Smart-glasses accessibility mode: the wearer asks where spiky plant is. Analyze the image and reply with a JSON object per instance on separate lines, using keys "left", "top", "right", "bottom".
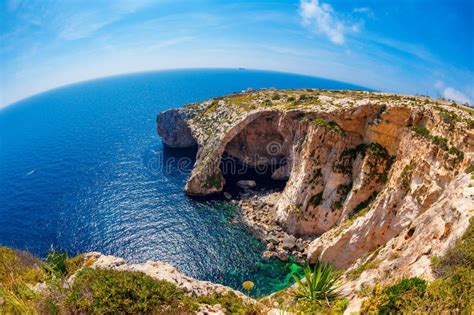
{"left": 292, "top": 262, "right": 340, "bottom": 301}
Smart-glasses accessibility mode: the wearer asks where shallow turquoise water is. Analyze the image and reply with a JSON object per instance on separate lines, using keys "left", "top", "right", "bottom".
{"left": 0, "top": 69, "right": 366, "bottom": 296}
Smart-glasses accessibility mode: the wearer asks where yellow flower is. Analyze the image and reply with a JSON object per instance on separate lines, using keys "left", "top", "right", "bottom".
{"left": 84, "top": 257, "right": 97, "bottom": 267}
{"left": 242, "top": 280, "right": 255, "bottom": 292}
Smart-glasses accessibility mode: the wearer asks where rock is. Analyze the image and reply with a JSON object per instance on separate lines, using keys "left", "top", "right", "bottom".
{"left": 277, "top": 250, "right": 289, "bottom": 261}
{"left": 157, "top": 89, "right": 474, "bottom": 313}
{"left": 236, "top": 180, "right": 257, "bottom": 189}
{"left": 84, "top": 253, "right": 250, "bottom": 300}
{"left": 156, "top": 109, "right": 197, "bottom": 148}
{"left": 262, "top": 251, "right": 274, "bottom": 260}
{"left": 271, "top": 164, "right": 290, "bottom": 180}
{"left": 267, "top": 242, "right": 275, "bottom": 251}
{"left": 282, "top": 235, "right": 297, "bottom": 250}
{"left": 32, "top": 282, "right": 47, "bottom": 293}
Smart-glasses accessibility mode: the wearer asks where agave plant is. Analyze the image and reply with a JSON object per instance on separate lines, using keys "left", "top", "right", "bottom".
{"left": 292, "top": 262, "right": 340, "bottom": 301}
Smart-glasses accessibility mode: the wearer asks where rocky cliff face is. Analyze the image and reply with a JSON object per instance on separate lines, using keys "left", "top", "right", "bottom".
{"left": 157, "top": 89, "right": 474, "bottom": 308}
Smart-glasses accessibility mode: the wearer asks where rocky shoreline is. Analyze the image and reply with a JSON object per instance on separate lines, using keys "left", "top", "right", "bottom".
{"left": 231, "top": 191, "right": 310, "bottom": 264}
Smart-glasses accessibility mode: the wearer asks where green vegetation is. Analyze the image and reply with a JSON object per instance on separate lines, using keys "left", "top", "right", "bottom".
{"left": 309, "top": 192, "right": 324, "bottom": 207}
{"left": 400, "top": 162, "right": 415, "bottom": 192}
{"left": 292, "top": 262, "right": 340, "bottom": 301}
{"left": 361, "top": 278, "right": 427, "bottom": 314}
{"left": 271, "top": 94, "right": 281, "bottom": 100}
{"left": 0, "top": 247, "right": 45, "bottom": 313}
{"left": 346, "top": 248, "right": 381, "bottom": 281}
{"left": 333, "top": 183, "right": 352, "bottom": 210}
{"left": 412, "top": 126, "right": 430, "bottom": 138}
{"left": 0, "top": 247, "right": 261, "bottom": 314}
{"left": 68, "top": 268, "right": 197, "bottom": 314}
{"left": 465, "top": 162, "right": 474, "bottom": 177}
{"left": 361, "top": 218, "right": 474, "bottom": 313}
{"left": 262, "top": 99, "right": 272, "bottom": 107}
{"left": 204, "top": 173, "right": 222, "bottom": 189}
{"left": 204, "top": 99, "right": 219, "bottom": 114}
{"left": 313, "top": 118, "right": 345, "bottom": 135}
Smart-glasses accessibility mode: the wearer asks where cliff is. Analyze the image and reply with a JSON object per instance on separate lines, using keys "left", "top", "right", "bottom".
{"left": 158, "top": 88, "right": 474, "bottom": 312}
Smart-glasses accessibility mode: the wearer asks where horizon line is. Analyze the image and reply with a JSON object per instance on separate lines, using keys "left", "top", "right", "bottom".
{"left": 1, "top": 66, "right": 375, "bottom": 110}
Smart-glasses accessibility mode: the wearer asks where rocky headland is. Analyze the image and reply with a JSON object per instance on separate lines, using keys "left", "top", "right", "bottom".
{"left": 157, "top": 88, "right": 474, "bottom": 312}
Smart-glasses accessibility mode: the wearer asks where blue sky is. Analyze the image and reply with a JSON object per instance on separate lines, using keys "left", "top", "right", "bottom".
{"left": 1, "top": 0, "right": 473, "bottom": 107}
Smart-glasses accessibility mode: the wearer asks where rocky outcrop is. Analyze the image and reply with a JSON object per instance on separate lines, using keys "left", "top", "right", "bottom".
{"left": 80, "top": 252, "right": 249, "bottom": 298}
{"left": 157, "top": 89, "right": 474, "bottom": 309}
{"left": 157, "top": 109, "right": 196, "bottom": 148}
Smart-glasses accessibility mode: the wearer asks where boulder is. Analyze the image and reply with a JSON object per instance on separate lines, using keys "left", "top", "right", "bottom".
{"left": 236, "top": 180, "right": 257, "bottom": 189}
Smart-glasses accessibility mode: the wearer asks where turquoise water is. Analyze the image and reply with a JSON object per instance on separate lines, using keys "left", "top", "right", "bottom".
{"left": 0, "top": 69, "right": 366, "bottom": 296}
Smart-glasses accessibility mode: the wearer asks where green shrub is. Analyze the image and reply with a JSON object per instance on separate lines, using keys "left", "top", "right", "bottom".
{"left": 361, "top": 278, "right": 427, "bottom": 314}
{"left": 431, "top": 136, "right": 448, "bottom": 151}
{"left": 361, "top": 218, "right": 474, "bottom": 313}
{"left": 271, "top": 94, "right": 281, "bottom": 100}
{"left": 309, "top": 192, "right": 323, "bottom": 207}
{"left": 263, "top": 99, "right": 273, "bottom": 106}
{"left": 45, "top": 249, "right": 69, "bottom": 277}
{"left": 448, "top": 146, "right": 464, "bottom": 161}
{"left": 412, "top": 126, "right": 430, "bottom": 138}
{"left": 292, "top": 262, "right": 340, "bottom": 301}
{"left": 67, "top": 268, "right": 197, "bottom": 314}
{"left": 433, "top": 217, "right": 473, "bottom": 277}
{"left": 0, "top": 247, "right": 45, "bottom": 314}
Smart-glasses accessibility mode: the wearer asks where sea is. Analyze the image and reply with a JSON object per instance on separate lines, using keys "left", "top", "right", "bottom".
{"left": 0, "top": 68, "right": 367, "bottom": 296}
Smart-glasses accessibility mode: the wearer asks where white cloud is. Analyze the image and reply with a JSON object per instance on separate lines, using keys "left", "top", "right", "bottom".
{"left": 299, "top": 0, "right": 347, "bottom": 45}
{"left": 435, "top": 81, "right": 472, "bottom": 105}
{"left": 443, "top": 87, "right": 471, "bottom": 105}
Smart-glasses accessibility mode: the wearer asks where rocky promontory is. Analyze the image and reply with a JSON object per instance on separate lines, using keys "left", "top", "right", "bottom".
{"left": 158, "top": 88, "right": 474, "bottom": 311}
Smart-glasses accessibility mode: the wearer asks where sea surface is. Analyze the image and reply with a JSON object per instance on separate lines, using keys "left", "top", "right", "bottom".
{"left": 0, "top": 69, "right": 367, "bottom": 296}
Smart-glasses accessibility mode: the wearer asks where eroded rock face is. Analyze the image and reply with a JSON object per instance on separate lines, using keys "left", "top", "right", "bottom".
{"left": 157, "top": 109, "right": 197, "bottom": 148}
{"left": 157, "top": 89, "right": 473, "bottom": 301}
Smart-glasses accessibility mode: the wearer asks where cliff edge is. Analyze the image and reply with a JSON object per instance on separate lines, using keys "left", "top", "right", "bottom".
{"left": 157, "top": 88, "right": 474, "bottom": 311}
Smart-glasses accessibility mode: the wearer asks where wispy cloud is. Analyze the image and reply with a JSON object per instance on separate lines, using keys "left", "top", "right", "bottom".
{"left": 299, "top": 0, "right": 356, "bottom": 45}
{"left": 353, "top": 7, "right": 374, "bottom": 17}
{"left": 435, "top": 81, "right": 472, "bottom": 104}
{"left": 144, "top": 37, "right": 194, "bottom": 52}
{"left": 443, "top": 87, "right": 471, "bottom": 104}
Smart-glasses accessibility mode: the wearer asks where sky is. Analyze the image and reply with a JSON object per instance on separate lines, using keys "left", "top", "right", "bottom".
{"left": 1, "top": 0, "right": 473, "bottom": 108}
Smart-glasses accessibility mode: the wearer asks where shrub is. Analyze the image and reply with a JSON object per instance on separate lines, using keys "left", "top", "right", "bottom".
{"left": 309, "top": 192, "right": 323, "bottom": 207}
{"left": 45, "top": 249, "right": 68, "bottom": 277}
{"left": 361, "top": 218, "right": 474, "bottom": 313}
{"left": 412, "top": 126, "right": 430, "bottom": 138}
{"left": 431, "top": 136, "right": 448, "bottom": 151}
{"left": 361, "top": 278, "right": 427, "bottom": 314}
{"left": 67, "top": 268, "right": 197, "bottom": 314}
{"left": 448, "top": 146, "right": 464, "bottom": 161}
{"left": 0, "top": 247, "right": 44, "bottom": 314}
{"left": 292, "top": 262, "right": 340, "bottom": 301}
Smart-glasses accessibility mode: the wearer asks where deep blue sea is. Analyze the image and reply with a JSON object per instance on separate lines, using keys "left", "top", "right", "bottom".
{"left": 0, "top": 69, "right": 366, "bottom": 295}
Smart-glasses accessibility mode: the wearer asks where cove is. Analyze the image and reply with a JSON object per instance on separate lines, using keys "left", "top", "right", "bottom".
{"left": 0, "top": 68, "right": 367, "bottom": 296}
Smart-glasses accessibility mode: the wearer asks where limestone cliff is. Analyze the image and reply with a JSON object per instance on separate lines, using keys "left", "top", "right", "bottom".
{"left": 157, "top": 89, "right": 474, "bottom": 311}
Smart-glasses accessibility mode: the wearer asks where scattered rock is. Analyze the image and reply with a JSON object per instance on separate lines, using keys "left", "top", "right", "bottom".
{"left": 236, "top": 180, "right": 257, "bottom": 189}
{"left": 282, "top": 235, "right": 297, "bottom": 250}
